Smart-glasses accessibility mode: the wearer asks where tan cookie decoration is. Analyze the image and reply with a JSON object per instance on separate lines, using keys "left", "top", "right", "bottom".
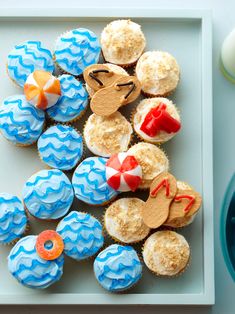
{"left": 83, "top": 64, "right": 124, "bottom": 92}
{"left": 142, "top": 172, "right": 177, "bottom": 229}
{"left": 90, "top": 76, "right": 141, "bottom": 116}
{"left": 164, "top": 188, "right": 202, "bottom": 227}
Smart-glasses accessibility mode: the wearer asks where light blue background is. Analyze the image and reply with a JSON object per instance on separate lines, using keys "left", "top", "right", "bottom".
{"left": 0, "top": 0, "right": 234, "bottom": 313}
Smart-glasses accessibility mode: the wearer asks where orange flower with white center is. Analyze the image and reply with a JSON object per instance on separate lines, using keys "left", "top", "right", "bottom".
{"left": 24, "top": 70, "right": 61, "bottom": 110}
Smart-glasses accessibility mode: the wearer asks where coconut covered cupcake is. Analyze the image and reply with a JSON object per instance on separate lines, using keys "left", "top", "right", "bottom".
{"left": 164, "top": 181, "right": 202, "bottom": 228}
{"left": 136, "top": 51, "right": 180, "bottom": 96}
{"left": 85, "top": 63, "right": 129, "bottom": 97}
{"left": 133, "top": 97, "right": 181, "bottom": 144}
{"left": 127, "top": 142, "right": 169, "bottom": 189}
{"left": 101, "top": 19, "right": 146, "bottom": 67}
{"left": 104, "top": 198, "right": 150, "bottom": 244}
{"left": 84, "top": 112, "right": 133, "bottom": 157}
{"left": 142, "top": 231, "right": 190, "bottom": 277}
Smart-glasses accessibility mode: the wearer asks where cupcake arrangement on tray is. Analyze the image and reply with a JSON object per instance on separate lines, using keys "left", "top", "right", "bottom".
{"left": 0, "top": 19, "right": 202, "bottom": 293}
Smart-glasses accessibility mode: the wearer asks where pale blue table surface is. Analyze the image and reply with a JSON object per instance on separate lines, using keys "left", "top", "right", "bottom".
{"left": 0, "top": 0, "right": 234, "bottom": 313}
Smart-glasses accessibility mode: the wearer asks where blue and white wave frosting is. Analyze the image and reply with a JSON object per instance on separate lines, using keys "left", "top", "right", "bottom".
{"left": 54, "top": 28, "right": 101, "bottom": 76}
{"left": 8, "top": 235, "right": 64, "bottom": 289}
{"left": 22, "top": 169, "right": 74, "bottom": 220}
{"left": 0, "top": 193, "right": 27, "bottom": 244}
{"left": 94, "top": 244, "right": 142, "bottom": 292}
{"left": 0, "top": 95, "right": 45, "bottom": 145}
{"left": 56, "top": 211, "right": 104, "bottom": 260}
{"left": 72, "top": 157, "right": 118, "bottom": 205}
{"left": 47, "top": 75, "right": 88, "bottom": 122}
{"left": 37, "top": 124, "right": 83, "bottom": 170}
{"left": 7, "top": 41, "right": 54, "bottom": 87}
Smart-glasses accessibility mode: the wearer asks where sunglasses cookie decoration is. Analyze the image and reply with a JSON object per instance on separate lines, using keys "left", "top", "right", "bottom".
{"left": 84, "top": 64, "right": 141, "bottom": 116}
{"left": 142, "top": 172, "right": 202, "bottom": 229}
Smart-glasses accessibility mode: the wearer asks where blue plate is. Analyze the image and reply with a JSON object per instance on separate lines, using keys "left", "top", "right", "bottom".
{"left": 221, "top": 173, "right": 235, "bottom": 280}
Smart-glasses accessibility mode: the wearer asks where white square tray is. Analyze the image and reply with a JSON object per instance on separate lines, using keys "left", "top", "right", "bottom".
{"left": 0, "top": 8, "right": 214, "bottom": 305}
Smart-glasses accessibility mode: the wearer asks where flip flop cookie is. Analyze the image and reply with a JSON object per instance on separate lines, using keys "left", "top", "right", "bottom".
{"left": 142, "top": 172, "right": 177, "bottom": 229}
{"left": 90, "top": 76, "right": 141, "bottom": 116}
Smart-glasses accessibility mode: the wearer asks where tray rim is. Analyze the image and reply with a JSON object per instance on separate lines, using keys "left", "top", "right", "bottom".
{"left": 0, "top": 7, "right": 214, "bottom": 305}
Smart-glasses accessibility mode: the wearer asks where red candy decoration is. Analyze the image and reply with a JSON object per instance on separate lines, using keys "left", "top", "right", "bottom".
{"left": 150, "top": 178, "right": 170, "bottom": 198}
{"left": 140, "top": 103, "right": 181, "bottom": 137}
{"left": 105, "top": 153, "right": 142, "bottom": 192}
{"left": 174, "top": 194, "right": 196, "bottom": 212}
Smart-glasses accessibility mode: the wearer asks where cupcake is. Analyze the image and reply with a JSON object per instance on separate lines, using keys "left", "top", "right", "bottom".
{"left": 72, "top": 157, "right": 118, "bottom": 206}
{"left": 0, "top": 95, "right": 45, "bottom": 146}
{"left": 24, "top": 70, "right": 61, "bottom": 110}
{"left": 54, "top": 28, "right": 101, "bottom": 76}
{"left": 37, "top": 124, "right": 83, "bottom": 170}
{"left": 164, "top": 181, "right": 202, "bottom": 228}
{"left": 127, "top": 143, "right": 169, "bottom": 189}
{"left": 8, "top": 234, "right": 64, "bottom": 289}
{"left": 142, "top": 230, "right": 190, "bottom": 277}
{"left": 22, "top": 169, "right": 74, "bottom": 220}
{"left": 85, "top": 63, "right": 129, "bottom": 97}
{"left": 94, "top": 244, "right": 142, "bottom": 292}
{"left": 136, "top": 51, "right": 180, "bottom": 97}
{"left": 101, "top": 20, "right": 146, "bottom": 67}
{"left": 104, "top": 198, "right": 150, "bottom": 244}
{"left": 7, "top": 41, "right": 54, "bottom": 88}
{"left": 84, "top": 112, "right": 133, "bottom": 157}
{"left": 56, "top": 211, "right": 104, "bottom": 260}
{"left": 0, "top": 193, "right": 28, "bottom": 244}
{"left": 133, "top": 98, "right": 181, "bottom": 144}
{"left": 47, "top": 75, "right": 89, "bottom": 122}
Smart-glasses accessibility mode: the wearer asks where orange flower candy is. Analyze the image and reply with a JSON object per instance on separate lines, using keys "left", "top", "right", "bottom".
{"left": 36, "top": 230, "right": 64, "bottom": 261}
{"left": 24, "top": 70, "right": 61, "bottom": 110}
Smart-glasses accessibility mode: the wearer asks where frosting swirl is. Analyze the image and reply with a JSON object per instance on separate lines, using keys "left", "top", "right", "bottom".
{"left": 0, "top": 193, "right": 27, "bottom": 244}
{"left": 22, "top": 169, "right": 74, "bottom": 220}
{"left": 47, "top": 75, "right": 88, "bottom": 122}
{"left": 7, "top": 41, "right": 54, "bottom": 87}
{"left": 37, "top": 124, "right": 83, "bottom": 170}
{"left": 54, "top": 28, "right": 100, "bottom": 75}
{"left": 56, "top": 211, "right": 104, "bottom": 260}
{"left": 72, "top": 157, "right": 118, "bottom": 205}
{"left": 8, "top": 235, "right": 64, "bottom": 289}
{"left": 94, "top": 244, "right": 142, "bottom": 292}
{"left": 0, "top": 95, "right": 45, "bottom": 146}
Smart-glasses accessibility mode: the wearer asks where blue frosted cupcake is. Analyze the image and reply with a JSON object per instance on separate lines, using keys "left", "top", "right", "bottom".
{"left": 8, "top": 235, "right": 64, "bottom": 289}
{"left": 0, "top": 95, "right": 45, "bottom": 146}
{"left": 56, "top": 211, "right": 104, "bottom": 261}
{"left": 72, "top": 157, "right": 118, "bottom": 206}
{"left": 37, "top": 124, "right": 83, "bottom": 170}
{"left": 94, "top": 244, "right": 142, "bottom": 292}
{"left": 47, "top": 75, "right": 88, "bottom": 122}
{"left": 7, "top": 41, "right": 54, "bottom": 87}
{"left": 54, "top": 28, "right": 101, "bottom": 76}
{"left": 0, "top": 193, "right": 28, "bottom": 244}
{"left": 22, "top": 169, "right": 74, "bottom": 220}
